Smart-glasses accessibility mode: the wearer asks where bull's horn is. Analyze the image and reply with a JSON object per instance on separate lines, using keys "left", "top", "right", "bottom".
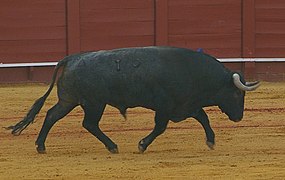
{"left": 245, "top": 81, "right": 260, "bottom": 86}
{"left": 232, "top": 73, "right": 260, "bottom": 91}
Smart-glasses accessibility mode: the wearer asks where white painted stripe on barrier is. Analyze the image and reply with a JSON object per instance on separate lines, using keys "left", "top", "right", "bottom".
{"left": 0, "top": 58, "right": 285, "bottom": 68}
{"left": 0, "top": 62, "right": 58, "bottom": 68}
{"left": 218, "top": 58, "right": 285, "bottom": 62}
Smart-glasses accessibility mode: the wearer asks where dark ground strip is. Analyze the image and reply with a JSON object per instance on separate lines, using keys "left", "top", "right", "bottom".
{"left": 1, "top": 124, "right": 284, "bottom": 137}
{"left": 1, "top": 121, "right": 284, "bottom": 137}
{"left": 1, "top": 107, "right": 284, "bottom": 136}
{"left": 2, "top": 107, "right": 285, "bottom": 122}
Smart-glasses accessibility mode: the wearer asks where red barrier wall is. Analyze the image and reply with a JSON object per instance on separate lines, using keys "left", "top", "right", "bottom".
{"left": 0, "top": 0, "right": 284, "bottom": 82}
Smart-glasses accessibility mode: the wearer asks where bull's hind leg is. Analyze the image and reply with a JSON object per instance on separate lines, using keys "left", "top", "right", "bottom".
{"left": 82, "top": 104, "right": 118, "bottom": 154}
{"left": 35, "top": 101, "right": 77, "bottom": 153}
{"left": 138, "top": 112, "right": 169, "bottom": 153}
{"left": 192, "top": 109, "right": 215, "bottom": 150}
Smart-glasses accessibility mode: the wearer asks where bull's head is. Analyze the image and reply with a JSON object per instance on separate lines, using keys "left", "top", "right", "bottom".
{"left": 216, "top": 73, "right": 260, "bottom": 122}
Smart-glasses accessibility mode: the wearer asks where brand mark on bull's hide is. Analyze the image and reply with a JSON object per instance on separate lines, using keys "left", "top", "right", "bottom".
{"left": 132, "top": 60, "right": 141, "bottom": 68}
{"left": 115, "top": 59, "right": 121, "bottom": 71}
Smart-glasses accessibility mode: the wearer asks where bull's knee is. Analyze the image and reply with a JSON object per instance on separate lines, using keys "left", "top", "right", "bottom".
{"left": 82, "top": 121, "right": 95, "bottom": 131}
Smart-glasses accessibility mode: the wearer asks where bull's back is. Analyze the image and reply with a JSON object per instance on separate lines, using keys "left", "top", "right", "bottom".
{"left": 60, "top": 47, "right": 227, "bottom": 110}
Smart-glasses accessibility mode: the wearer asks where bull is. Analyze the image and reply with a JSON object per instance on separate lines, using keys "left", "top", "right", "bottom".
{"left": 8, "top": 46, "right": 260, "bottom": 154}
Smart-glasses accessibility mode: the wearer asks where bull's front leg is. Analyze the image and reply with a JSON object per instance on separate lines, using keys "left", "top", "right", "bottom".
{"left": 138, "top": 112, "right": 169, "bottom": 153}
{"left": 192, "top": 109, "right": 215, "bottom": 149}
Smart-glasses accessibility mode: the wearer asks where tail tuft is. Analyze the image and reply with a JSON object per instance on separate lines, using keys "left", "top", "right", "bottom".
{"left": 8, "top": 95, "right": 47, "bottom": 135}
{"left": 6, "top": 58, "right": 66, "bottom": 135}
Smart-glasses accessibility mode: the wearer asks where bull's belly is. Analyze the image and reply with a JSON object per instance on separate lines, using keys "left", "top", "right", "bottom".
{"left": 170, "top": 113, "right": 191, "bottom": 123}
{"left": 107, "top": 99, "right": 156, "bottom": 113}
{"left": 108, "top": 98, "right": 199, "bottom": 123}
{"left": 169, "top": 106, "right": 200, "bottom": 123}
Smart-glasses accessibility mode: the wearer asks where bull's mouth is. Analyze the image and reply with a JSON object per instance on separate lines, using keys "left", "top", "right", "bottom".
{"left": 228, "top": 112, "right": 243, "bottom": 122}
{"left": 219, "top": 106, "right": 243, "bottom": 122}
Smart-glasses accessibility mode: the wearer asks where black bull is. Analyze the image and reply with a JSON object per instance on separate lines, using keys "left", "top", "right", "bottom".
{"left": 8, "top": 46, "right": 260, "bottom": 154}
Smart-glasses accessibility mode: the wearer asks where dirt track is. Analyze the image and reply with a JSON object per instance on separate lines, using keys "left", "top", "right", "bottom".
{"left": 0, "top": 82, "right": 284, "bottom": 179}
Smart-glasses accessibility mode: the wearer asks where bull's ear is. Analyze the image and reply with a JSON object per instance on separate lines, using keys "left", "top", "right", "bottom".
{"left": 232, "top": 73, "right": 260, "bottom": 91}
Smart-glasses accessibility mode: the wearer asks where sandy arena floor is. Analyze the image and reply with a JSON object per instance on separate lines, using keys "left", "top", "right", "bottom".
{"left": 0, "top": 82, "right": 284, "bottom": 179}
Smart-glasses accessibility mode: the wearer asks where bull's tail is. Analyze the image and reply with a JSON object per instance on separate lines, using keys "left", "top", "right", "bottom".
{"left": 6, "top": 60, "right": 67, "bottom": 135}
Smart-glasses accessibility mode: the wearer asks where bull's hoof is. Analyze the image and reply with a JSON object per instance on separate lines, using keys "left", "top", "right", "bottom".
{"left": 109, "top": 148, "right": 119, "bottom": 154}
{"left": 138, "top": 140, "right": 147, "bottom": 153}
{"left": 138, "top": 145, "right": 146, "bottom": 154}
{"left": 36, "top": 145, "right": 46, "bottom": 154}
{"left": 106, "top": 145, "right": 119, "bottom": 154}
{"left": 206, "top": 141, "right": 215, "bottom": 150}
